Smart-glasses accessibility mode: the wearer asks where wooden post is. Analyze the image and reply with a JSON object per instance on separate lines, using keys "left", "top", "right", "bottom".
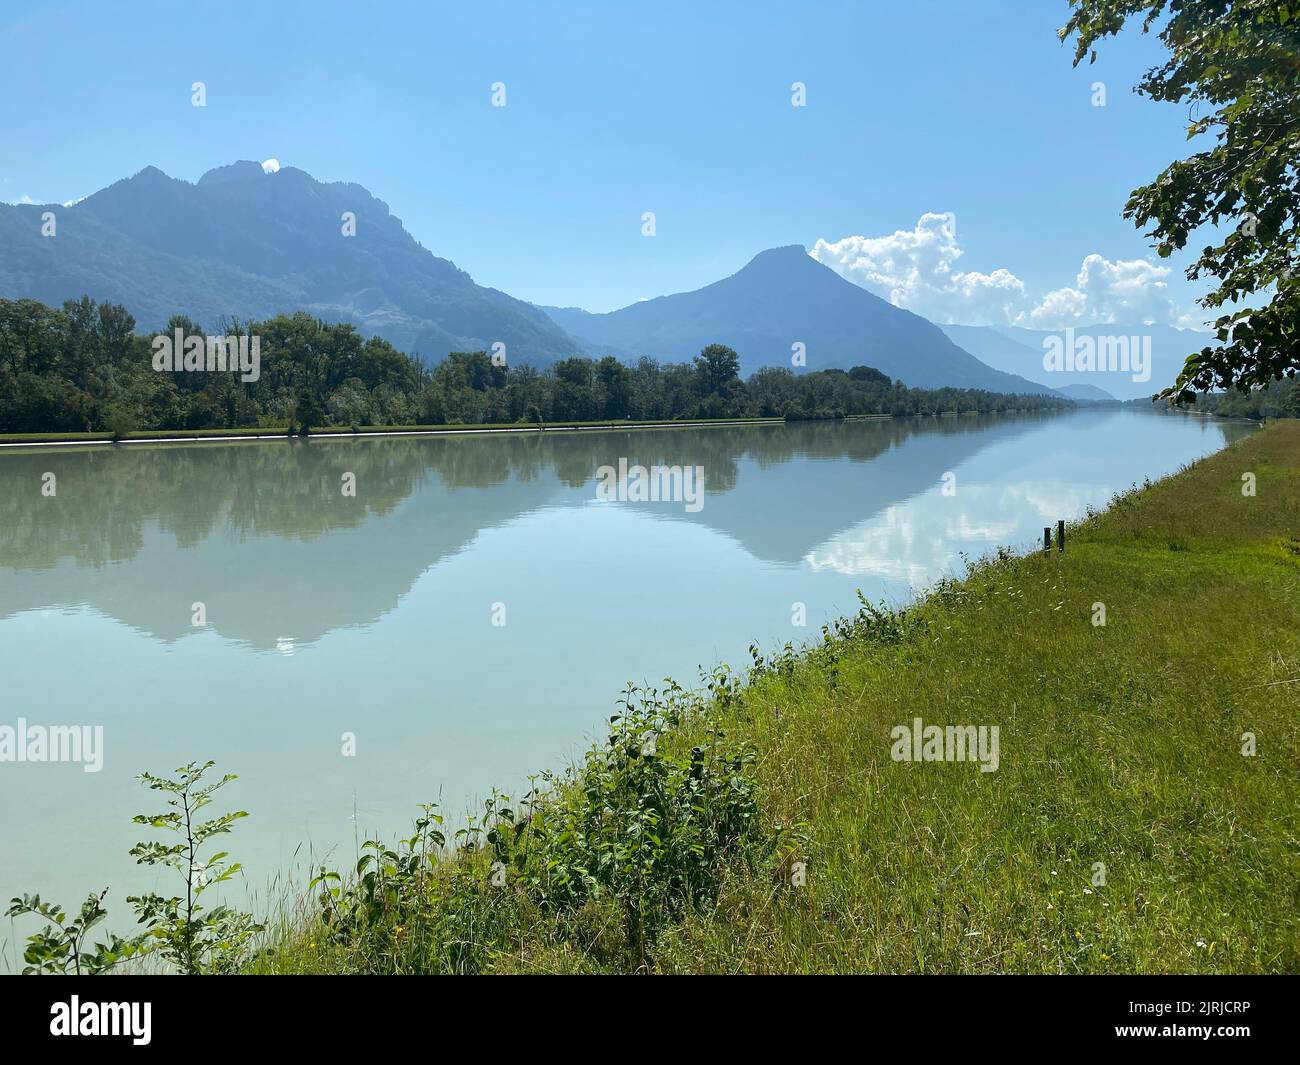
{"left": 1058, "top": 519, "right": 1066, "bottom": 553}
{"left": 1044, "top": 526, "right": 1052, "bottom": 552}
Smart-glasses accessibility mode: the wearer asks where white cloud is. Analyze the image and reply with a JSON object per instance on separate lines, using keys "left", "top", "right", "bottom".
{"left": 811, "top": 213, "right": 1026, "bottom": 326}
{"left": 261, "top": 158, "right": 281, "bottom": 174}
{"left": 7, "top": 193, "right": 86, "bottom": 207}
{"left": 812, "top": 213, "right": 1187, "bottom": 329}
{"left": 1027, "top": 254, "right": 1175, "bottom": 328}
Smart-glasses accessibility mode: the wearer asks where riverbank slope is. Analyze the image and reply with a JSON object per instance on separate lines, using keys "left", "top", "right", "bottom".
{"left": 260, "top": 420, "right": 1299, "bottom": 974}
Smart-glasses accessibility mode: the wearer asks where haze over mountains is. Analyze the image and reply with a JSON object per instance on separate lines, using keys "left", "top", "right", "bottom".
{"left": 0, "top": 159, "right": 1198, "bottom": 398}
{"left": 940, "top": 323, "right": 1209, "bottom": 401}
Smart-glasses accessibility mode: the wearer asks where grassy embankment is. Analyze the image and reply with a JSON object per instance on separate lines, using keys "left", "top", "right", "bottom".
{"left": 258, "top": 421, "right": 1300, "bottom": 974}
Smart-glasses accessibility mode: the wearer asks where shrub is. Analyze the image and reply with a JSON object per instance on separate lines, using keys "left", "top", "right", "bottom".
{"left": 8, "top": 760, "right": 261, "bottom": 975}
{"left": 305, "top": 675, "right": 787, "bottom": 973}
{"left": 492, "top": 678, "right": 776, "bottom": 970}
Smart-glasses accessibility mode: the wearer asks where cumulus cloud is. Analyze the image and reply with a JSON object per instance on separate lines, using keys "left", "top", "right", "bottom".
{"left": 1027, "top": 254, "right": 1175, "bottom": 328}
{"left": 811, "top": 213, "right": 1186, "bottom": 329}
{"left": 261, "top": 158, "right": 281, "bottom": 174}
{"left": 811, "top": 213, "right": 1026, "bottom": 326}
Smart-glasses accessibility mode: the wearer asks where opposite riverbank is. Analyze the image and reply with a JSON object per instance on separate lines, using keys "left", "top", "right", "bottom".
{"left": 0, "top": 416, "right": 784, "bottom": 448}
{"left": 245, "top": 419, "right": 1297, "bottom": 974}
{"left": 0, "top": 410, "right": 1057, "bottom": 448}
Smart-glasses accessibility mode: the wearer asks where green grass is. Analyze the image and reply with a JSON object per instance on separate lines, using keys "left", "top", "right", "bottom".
{"left": 257, "top": 420, "right": 1300, "bottom": 974}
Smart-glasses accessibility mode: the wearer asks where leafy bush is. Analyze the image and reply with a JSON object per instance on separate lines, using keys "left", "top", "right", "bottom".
{"left": 8, "top": 760, "right": 262, "bottom": 975}
{"left": 11, "top": 684, "right": 788, "bottom": 976}
{"left": 305, "top": 676, "right": 788, "bottom": 973}
{"left": 6, "top": 889, "right": 144, "bottom": 975}
{"left": 308, "top": 804, "right": 511, "bottom": 975}
{"left": 490, "top": 678, "right": 778, "bottom": 970}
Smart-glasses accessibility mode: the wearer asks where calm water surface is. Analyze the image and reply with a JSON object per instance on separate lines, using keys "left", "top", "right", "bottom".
{"left": 0, "top": 409, "right": 1253, "bottom": 963}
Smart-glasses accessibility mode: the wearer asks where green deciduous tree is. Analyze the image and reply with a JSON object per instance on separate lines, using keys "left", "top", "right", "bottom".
{"left": 693, "top": 343, "right": 741, "bottom": 397}
{"left": 1061, "top": 0, "right": 1300, "bottom": 401}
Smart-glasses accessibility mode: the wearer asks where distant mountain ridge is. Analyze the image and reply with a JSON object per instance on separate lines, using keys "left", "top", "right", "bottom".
{"left": 4, "top": 161, "right": 1086, "bottom": 397}
{"left": 940, "top": 322, "right": 1209, "bottom": 400}
{"left": 542, "top": 246, "right": 1060, "bottom": 396}
{"left": 1055, "top": 383, "right": 1117, "bottom": 402}
{"left": 0, "top": 161, "right": 582, "bottom": 365}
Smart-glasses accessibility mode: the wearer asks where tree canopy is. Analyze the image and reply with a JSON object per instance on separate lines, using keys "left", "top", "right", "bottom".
{"left": 1061, "top": 0, "right": 1299, "bottom": 401}
{"left": 0, "top": 297, "right": 1071, "bottom": 436}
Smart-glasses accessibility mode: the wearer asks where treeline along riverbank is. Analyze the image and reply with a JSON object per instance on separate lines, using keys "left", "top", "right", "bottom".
{"left": 1, "top": 296, "right": 1072, "bottom": 438}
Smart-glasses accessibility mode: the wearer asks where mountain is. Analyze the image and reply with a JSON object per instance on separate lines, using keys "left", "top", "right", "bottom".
{"left": 0, "top": 161, "right": 582, "bottom": 366}
{"left": 542, "top": 246, "right": 1059, "bottom": 395}
{"left": 940, "top": 322, "right": 1209, "bottom": 401}
{"left": 1055, "top": 383, "right": 1117, "bottom": 402}
{"left": 939, "top": 324, "right": 1047, "bottom": 383}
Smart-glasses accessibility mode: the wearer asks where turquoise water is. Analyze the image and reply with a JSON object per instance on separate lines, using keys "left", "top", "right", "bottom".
{"left": 0, "top": 409, "right": 1252, "bottom": 965}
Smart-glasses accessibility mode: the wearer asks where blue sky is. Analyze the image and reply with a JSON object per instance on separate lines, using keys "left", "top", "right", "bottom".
{"left": 1, "top": 0, "right": 1210, "bottom": 325}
